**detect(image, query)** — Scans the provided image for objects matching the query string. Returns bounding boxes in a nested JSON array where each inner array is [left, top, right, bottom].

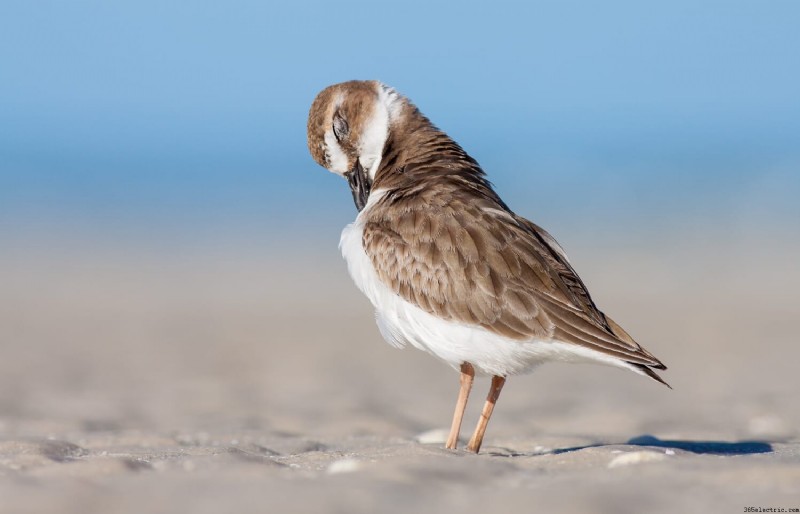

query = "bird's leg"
[[445, 362, 475, 450], [466, 375, 506, 453]]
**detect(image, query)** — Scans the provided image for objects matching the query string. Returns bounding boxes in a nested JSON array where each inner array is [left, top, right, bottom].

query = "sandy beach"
[[1, 231, 799, 513], [3, 1, 799, 512]]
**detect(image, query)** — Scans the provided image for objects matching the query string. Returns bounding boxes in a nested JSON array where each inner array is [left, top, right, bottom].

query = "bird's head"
[[307, 80, 404, 211]]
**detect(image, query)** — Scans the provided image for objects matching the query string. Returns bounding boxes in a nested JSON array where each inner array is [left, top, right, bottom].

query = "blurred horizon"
[[2, 0, 799, 248]]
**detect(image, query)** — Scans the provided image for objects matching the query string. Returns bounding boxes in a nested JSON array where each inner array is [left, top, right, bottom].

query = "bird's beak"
[[346, 160, 371, 212]]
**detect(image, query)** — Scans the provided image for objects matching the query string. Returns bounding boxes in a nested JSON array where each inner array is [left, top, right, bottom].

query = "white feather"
[[377, 83, 404, 125], [358, 82, 406, 181], [323, 129, 350, 176], [323, 93, 350, 175], [358, 99, 389, 181]]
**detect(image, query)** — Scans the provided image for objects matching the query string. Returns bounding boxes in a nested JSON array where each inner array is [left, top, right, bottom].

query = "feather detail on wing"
[[362, 182, 667, 384]]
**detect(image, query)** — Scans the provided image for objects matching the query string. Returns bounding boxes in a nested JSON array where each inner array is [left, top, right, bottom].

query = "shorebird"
[[306, 80, 668, 453]]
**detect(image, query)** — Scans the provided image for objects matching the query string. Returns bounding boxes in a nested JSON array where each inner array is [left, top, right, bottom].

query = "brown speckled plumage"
[[361, 112, 666, 380]]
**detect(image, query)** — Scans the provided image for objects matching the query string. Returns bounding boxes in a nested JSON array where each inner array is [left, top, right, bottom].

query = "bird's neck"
[[374, 109, 475, 183], [371, 106, 505, 208]]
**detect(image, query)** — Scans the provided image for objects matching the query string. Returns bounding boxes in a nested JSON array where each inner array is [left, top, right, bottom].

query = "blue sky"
[[2, 0, 799, 241]]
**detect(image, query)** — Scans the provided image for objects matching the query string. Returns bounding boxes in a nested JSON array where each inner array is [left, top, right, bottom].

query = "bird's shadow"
[[488, 434, 773, 457]]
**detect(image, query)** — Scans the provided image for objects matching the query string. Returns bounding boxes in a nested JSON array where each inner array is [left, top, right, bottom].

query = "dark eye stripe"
[[333, 110, 349, 142]]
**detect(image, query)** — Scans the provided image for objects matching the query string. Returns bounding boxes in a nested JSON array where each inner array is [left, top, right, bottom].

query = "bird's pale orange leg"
[[445, 362, 475, 450], [466, 375, 506, 453]]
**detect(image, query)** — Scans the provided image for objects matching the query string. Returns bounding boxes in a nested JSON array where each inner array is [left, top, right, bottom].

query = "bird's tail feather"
[[629, 363, 672, 389]]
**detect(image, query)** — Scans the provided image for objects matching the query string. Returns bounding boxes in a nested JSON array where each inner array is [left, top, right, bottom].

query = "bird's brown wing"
[[362, 190, 666, 370]]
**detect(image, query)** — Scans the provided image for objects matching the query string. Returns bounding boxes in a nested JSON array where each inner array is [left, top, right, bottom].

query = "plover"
[[307, 80, 668, 453]]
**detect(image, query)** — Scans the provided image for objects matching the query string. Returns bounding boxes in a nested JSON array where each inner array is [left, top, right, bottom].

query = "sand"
[[1, 233, 799, 513]]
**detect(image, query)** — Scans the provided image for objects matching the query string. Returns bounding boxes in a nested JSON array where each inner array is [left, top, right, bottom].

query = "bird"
[[306, 80, 668, 453]]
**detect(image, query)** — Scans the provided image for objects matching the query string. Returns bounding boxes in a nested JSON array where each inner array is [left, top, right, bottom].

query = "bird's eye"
[[332, 111, 349, 142]]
